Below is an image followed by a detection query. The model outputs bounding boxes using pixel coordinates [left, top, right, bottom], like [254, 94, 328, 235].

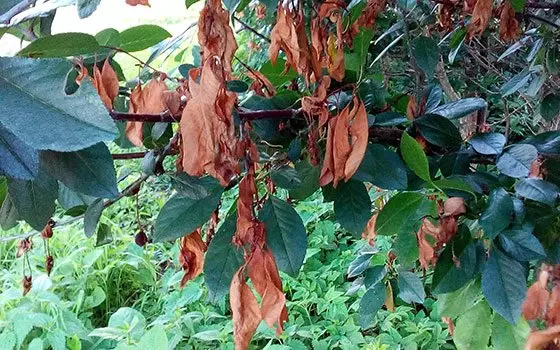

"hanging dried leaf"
[442, 316, 455, 336]
[178, 229, 206, 287]
[529, 158, 544, 179]
[89, 60, 119, 110]
[17, 238, 32, 258]
[198, 0, 238, 73]
[498, 0, 520, 43]
[438, 3, 456, 32]
[22, 275, 32, 296]
[547, 286, 560, 326]
[362, 213, 378, 245]
[522, 270, 551, 321]
[45, 255, 54, 276]
[320, 97, 368, 187]
[467, 0, 493, 39]
[384, 281, 395, 312]
[417, 218, 439, 270]
[301, 76, 331, 129]
[347, 0, 387, 44]
[126, 0, 150, 5]
[246, 70, 276, 97]
[230, 267, 261, 350]
[443, 197, 466, 217]
[526, 325, 560, 350]
[463, 0, 477, 13]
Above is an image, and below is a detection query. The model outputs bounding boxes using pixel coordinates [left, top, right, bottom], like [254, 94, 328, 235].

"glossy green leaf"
[259, 58, 296, 87]
[479, 188, 514, 239]
[371, 112, 407, 126]
[376, 192, 436, 236]
[364, 265, 387, 288]
[289, 159, 320, 200]
[18, 33, 101, 58]
[491, 313, 529, 350]
[540, 94, 560, 122]
[333, 180, 372, 237]
[499, 223, 546, 261]
[0, 57, 118, 151]
[411, 36, 439, 77]
[468, 132, 506, 155]
[153, 188, 223, 242]
[84, 198, 104, 238]
[436, 279, 481, 319]
[430, 98, 487, 119]
[7, 170, 57, 231]
[119, 25, 171, 52]
[497, 144, 538, 178]
[270, 165, 302, 190]
[514, 178, 559, 206]
[482, 248, 527, 324]
[95, 28, 120, 46]
[359, 283, 386, 328]
[170, 173, 221, 200]
[0, 123, 38, 180]
[204, 211, 244, 300]
[354, 144, 408, 190]
[414, 114, 462, 148]
[397, 271, 425, 304]
[525, 131, 560, 154]
[40, 143, 118, 199]
[453, 301, 492, 350]
[400, 132, 431, 182]
[259, 196, 307, 276]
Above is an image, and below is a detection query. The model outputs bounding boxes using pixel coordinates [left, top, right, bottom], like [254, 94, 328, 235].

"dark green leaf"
[482, 248, 527, 324]
[0, 193, 19, 230]
[524, 131, 560, 154]
[225, 80, 248, 93]
[58, 182, 96, 210]
[185, 0, 201, 8]
[18, 33, 101, 58]
[204, 211, 244, 300]
[371, 112, 407, 126]
[270, 165, 302, 190]
[358, 79, 388, 111]
[333, 180, 372, 237]
[515, 178, 559, 206]
[453, 301, 492, 350]
[424, 84, 443, 112]
[7, 170, 57, 230]
[178, 63, 196, 78]
[0, 57, 118, 151]
[397, 271, 425, 304]
[77, 0, 101, 19]
[414, 114, 462, 148]
[355, 144, 408, 190]
[499, 223, 546, 261]
[0, 123, 38, 180]
[95, 223, 113, 246]
[411, 36, 439, 77]
[345, 28, 373, 72]
[430, 177, 476, 198]
[546, 45, 559, 74]
[223, 0, 241, 12]
[395, 227, 419, 265]
[119, 25, 171, 52]
[540, 94, 560, 122]
[479, 188, 514, 239]
[348, 254, 373, 278]
[364, 265, 387, 288]
[376, 192, 436, 236]
[84, 198, 104, 238]
[259, 196, 307, 276]
[289, 159, 320, 200]
[430, 98, 487, 119]
[468, 132, 506, 155]
[170, 173, 221, 200]
[259, 59, 296, 87]
[400, 132, 431, 182]
[510, 0, 526, 11]
[501, 69, 532, 96]
[497, 144, 538, 178]
[153, 189, 223, 242]
[359, 283, 386, 328]
[40, 143, 118, 199]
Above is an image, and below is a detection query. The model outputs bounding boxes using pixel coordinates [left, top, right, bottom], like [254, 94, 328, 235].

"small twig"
[233, 16, 271, 43]
[112, 152, 147, 160]
[0, 0, 36, 25]
[101, 46, 161, 72]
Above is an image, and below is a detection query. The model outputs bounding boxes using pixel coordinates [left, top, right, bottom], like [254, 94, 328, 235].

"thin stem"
[233, 16, 271, 43]
[101, 46, 160, 72]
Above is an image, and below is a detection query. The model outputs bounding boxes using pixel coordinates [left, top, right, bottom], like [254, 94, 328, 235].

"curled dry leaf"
[17, 238, 32, 258]
[22, 275, 32, 296]
[178, 229, 206, 287]
[526, 325, 560, 350]
[301, 76, 331, 129]
[126, 76, 169, 146]
[442, 316, 455, 336]
[362, 213, 378, 245]
[180, 60, 239, 186]
[236, 171, 259, 245]
[246, 70, 276, 97]
[198, 0, 238, 73]
[46, 255, 54, 276]
[417, 218, 439, 270]
[77, 59, 119, 110]
[438, 3, 456, 32]
[41, 223, 53, 239]
[320, 97, 368, 187]
[230, 267, 261, 350]
[529, 158, 544, 179]
[463, 0, 477, 13]
[125, 0, 150, 7]
[523, 269, 550, 321]
[346, 0, 387, 44]
[319, 1, 345, 82]
[499, 0, 520, 43]
[547, 286, 560, 326]
[467, 0, 493, 39]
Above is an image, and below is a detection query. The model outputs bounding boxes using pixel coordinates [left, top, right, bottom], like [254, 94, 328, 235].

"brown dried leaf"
[442, 316, 455, 336]
[230, 267, 261, 350]
[417, 218, 439, 270]
[22, 275, 32, 296]
[467, 0, 493, 39]
[178, 229, 206, 287]
[526, 325, 560, 350]
[17, 238, 32, 258]
[198, 0, 238, 72]
[125, 0, 150, 6]
[384, 281, 395, 312]
[443, 197, 466, 217]
[344, 98, 368, 180]
[499, 0, 520, 43]
[547, 286, 560, 326]
[46, 255, 54, 276]
[529, 158, 544, 179]
[362, 213, 378, 245]
[301, 76, 331, 129]
[522, 271, 551, 321]
[246, 70, 276, 97]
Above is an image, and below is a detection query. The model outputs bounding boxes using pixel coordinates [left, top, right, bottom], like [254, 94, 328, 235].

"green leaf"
[436, 279, 481, 319]
[546, 45, 559, 74]
[333, 180, 372, 237]
[510, 0, 526, 12]
[259, 59, 296, 87]
[479, 188, 514, 239]
[153, 188, 223, 242]
[28, 338, 43, 350]
[468, 132, 506, 155]
[289, 159, 320, 200]
[524, 131, 560, 154]
[411, 36, 439, 77]
[108, 307, 146, 340]
[58, 183, 96, 212]
[170, 173, 221, 200]
[77, 0, 101, 18]
[223, 0, 241, 12]
[84, 198, 104, 238]
[482, 248, 527, 324]
[137, 325, 168, 350]
[358, 79, 388, 111]
[204, 211, 244, 300]
[17, 33, 101, 58]
[0, 57, 118, 151]
[499, 223, 546, 261]
[95, 28, 120, 47]
[430, 98, 487, 119]
[178, 63, 196, 78]
[540, 94, 560, 122]
[491, 313, 529, 350]
[226, 80, 249, 93]
[515, 178, 559, 206]
[432, 227, 483, 294]
[501, 69, 532, 96]
[0, 123, 38, 180]
[397, 271, 425, 304]
[414, 114, 462, 148]
[119, 25, 171, 52]
[359, 283, 386, 327]
[185, 0, 201, 8]
[430, 177, 476, 198]
[497, 144, 538, 178]
[270, 165, 302, 190]
[345, 28, 374, 73]
[40, 143, 118, 199]
[96, 222, 112, 246]
[400, 132, 431, 182]
[371, 112, 407, 126]
[7, 170, 57, 230]
[0, 194, 19, 230]
[395, 227, 419, 265]
[453, 301, 492, 350]
[354, 144, 408, 190]
[259, 196, 307, 276]
[375, 192, 436, 236]
[0, 331, 16, 350]
[364, 265, 387, 288]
